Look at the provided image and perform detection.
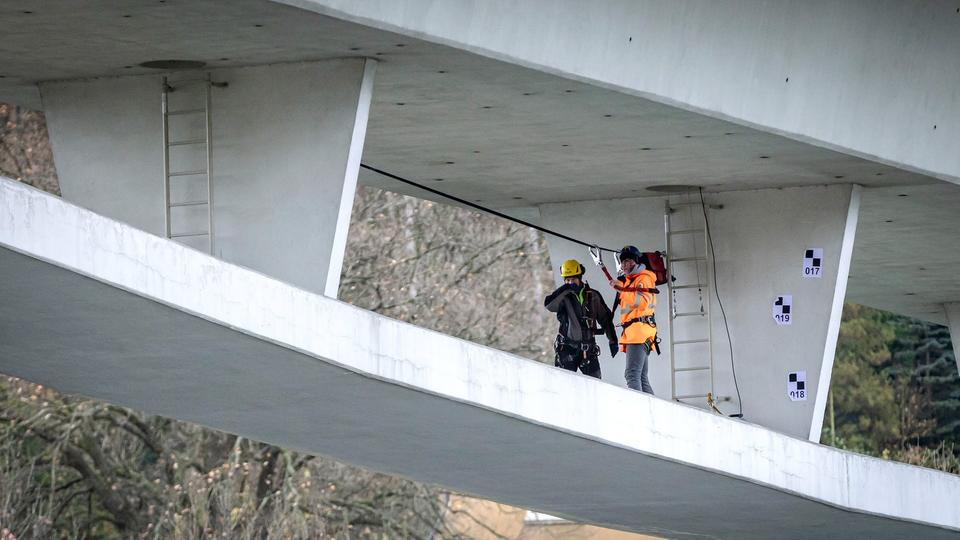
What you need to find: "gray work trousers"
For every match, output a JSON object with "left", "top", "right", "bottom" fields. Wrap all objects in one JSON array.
[{"left": 624, "top": 343, "right": 654, "bottom": 394}]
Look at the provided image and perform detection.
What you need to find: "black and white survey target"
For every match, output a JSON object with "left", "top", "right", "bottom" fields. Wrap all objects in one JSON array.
[
  {"left": 788, "top": 371, "right": 808, "bottom": 401},
  {"left": 803, "top": 248, "right": 823, "bottom": 278},
  {"left": 773, "top": 295, "right": 793, "bottom": 325}
]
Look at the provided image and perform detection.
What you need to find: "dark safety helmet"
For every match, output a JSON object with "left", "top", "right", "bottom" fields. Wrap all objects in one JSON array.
[{"left": 619, "top": 245, "right": 643, "bottom": 264}]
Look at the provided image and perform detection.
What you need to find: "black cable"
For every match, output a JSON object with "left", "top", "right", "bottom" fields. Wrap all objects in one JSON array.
[
  {"left": 699, "top": 187, "right": 743, "bottom": 418},
  {"left": 360, "top": 163, "right": 619, "bottom": 253}
]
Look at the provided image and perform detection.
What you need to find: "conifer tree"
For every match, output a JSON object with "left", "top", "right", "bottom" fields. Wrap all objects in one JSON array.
[{"left": 892, "top": 319, "right": 959, "bottom": 448}]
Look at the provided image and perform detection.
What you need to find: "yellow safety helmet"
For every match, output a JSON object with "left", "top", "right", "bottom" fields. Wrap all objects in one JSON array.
[{"left": 560, "top": 259, "right": 585, "bottom": 278}]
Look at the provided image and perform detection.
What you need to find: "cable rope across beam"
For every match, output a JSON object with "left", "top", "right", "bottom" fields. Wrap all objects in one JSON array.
[{"left": 359, "top": 163, "right": 619, "bottom": 253}]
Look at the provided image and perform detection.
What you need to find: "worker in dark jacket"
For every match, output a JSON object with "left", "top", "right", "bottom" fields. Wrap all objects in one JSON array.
[{"left": 544, "top": 259, "right": 618, "bottom": 379}]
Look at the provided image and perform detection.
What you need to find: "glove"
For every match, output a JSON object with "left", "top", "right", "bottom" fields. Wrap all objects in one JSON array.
[{"left": 608, "top": 341, "right": 618, "bottom": 358}]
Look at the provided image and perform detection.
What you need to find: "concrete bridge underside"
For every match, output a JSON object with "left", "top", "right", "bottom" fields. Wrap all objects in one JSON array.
[
  {"left": 2, "top": 178, "right": 958, "bottom": 539},
  {"left": 1, "top": 0, "right": 956, "bottom": 325},
  {"left": 0, "top": 1, "right": 959, "bottom": 536}
]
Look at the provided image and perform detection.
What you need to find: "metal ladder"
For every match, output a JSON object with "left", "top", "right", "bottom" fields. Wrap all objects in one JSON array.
[
  {"left": 162, "top": 74, "right": 215, "bottom": 254},
  {"left": 664, "top": 197, "right": 715, "bottom": 405}
]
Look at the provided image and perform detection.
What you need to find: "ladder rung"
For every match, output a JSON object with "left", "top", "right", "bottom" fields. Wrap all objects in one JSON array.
[
  {"left": 669, "top": 203, "right": 722, "bottom": 209},
  {"left": 168, "top": 170, "right": 207, "bottom": 177},
  {"left": 671, "top": 256, "right": 706, "bottom": 262},
  {"left": 668, "top": 229, "right": 705, "bottom": 235},
  {"left": 672, "top": 284, "right": 708, "bottom": 290},
  {"left": 674, "top": 312, "right": 705, "bottom": 318},
  {"left": 674, "top": 338, "right": 709, "bottom": 345},
  {"left": 167, "top": 79, "right": 209, "bottom": 87},
  {"left": 170, "top": 231, "right": 209, "bottom": 238},
  {"left": 675, "top": 394, "right": 709, "bottom": 400},
  {"left": 168, "top": 138, "right": 207, "bottom": 147},
  {"left": 675, "top": 366, "right": 710, "bottom": 372},
  {"left": 167, "top": 108, "right": 206, "bottom": 116},
  {"left": 169, "top": 200, "right": 208, "bottom": 208}
]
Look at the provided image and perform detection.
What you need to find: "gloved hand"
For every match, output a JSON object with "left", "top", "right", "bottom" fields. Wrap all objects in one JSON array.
[
  {"left": 608, "top": 341, "right": 618, "bottom": 358},
  {"left": 560, "top": 282, "right": 579, "bottom": 294}
]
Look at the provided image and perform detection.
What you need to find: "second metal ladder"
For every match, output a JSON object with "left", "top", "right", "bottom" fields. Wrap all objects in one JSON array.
[
  {"left": 664, "top": 197, "right": 715, "bottom": 406},
  {"left": 162, "top": 74, "right": 215, "bottom": 254}
]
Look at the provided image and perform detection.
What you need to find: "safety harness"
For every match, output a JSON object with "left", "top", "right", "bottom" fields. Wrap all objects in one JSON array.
[
  {"left": 554, "top": 334, "right": 601, "bottom": 357},
  {"left": 621, "top": 314, "right": 657, "bottom": 330},
  {"left": 621, "top": 314, "right": 662, "bottom": 355},
  {"left": 554, "top": 285, "right": 603, "bottom": 361}
]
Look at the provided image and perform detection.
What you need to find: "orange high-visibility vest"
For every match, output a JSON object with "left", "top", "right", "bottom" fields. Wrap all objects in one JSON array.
[{"left": 618, "top": 269, "right": 657, "bottom": 351}]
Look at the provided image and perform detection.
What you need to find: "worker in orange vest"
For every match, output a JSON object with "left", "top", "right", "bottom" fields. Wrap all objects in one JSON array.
[{"left": 608, "top": 246, "right": 658, "bottom": 394}]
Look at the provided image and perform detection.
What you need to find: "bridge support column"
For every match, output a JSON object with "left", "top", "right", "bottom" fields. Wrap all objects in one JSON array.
[
  {"left": 539, "top": 184, "right": 861, "bottom": 440},
  {"left": 40, "top": 58, "right": 376, "bottom": 297},
  {"left": 946, "top": 303, "right": 960, "bottom": 376}
]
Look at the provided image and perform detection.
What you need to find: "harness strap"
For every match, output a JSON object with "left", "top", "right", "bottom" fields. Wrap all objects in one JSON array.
[
  {"left": 555, "top": 335, "right": 600, "bottom": 358},
  {"left": 622, "top": 314, "right": 657, "bottom": 329}
]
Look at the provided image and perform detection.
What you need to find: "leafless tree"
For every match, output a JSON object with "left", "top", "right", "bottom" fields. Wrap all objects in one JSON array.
[
  {"left": 340, "top": 187, "right": 555, "bottom": 362},
  {"left": 0, "top": 104, "right": 58, "bottom": 195}
]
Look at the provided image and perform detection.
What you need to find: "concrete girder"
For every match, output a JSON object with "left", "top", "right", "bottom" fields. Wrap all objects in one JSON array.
[
  {"left": 0, "top": 0, "right": 943, "bottom": 205},
  {"left": 40, "top": 58, "right": 376, "bottom": 297},
  {"left": 846, "top": 183, "right": 960, "bottom": 325},
  {"left": 280, "top": 0, "right": 960, "bottom": 186},
  {"left": 539, "top": 185, "right": 860, "bottom": 441}
]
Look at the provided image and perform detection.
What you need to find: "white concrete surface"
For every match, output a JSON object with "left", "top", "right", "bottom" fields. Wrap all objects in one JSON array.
[
  {"left": 41, "top": 75, "right": 165, "bottom": 235},
  {"left": 0, "top": 0, "right": 939, "bottom": 207},
  {"left": 846, "top": 182, "right": 960, "bottom": 325},
  {"left": 811, "top": 187, "right": 861, "bottom": 441},
  {"left": 3, "top": 177, "right": 960, "bottom": 539},
  {"left": 946, "top": 304, "right": 960, "bottom": 375},
  {"left": 284, "top": 0, "right": 960, "bottom": 185},
  {"left": 3, "top": 0, "right": 957, "bottom": 326},
  {"left": 41, "top": 59, "right": 375, "bottom": 295},
  {"left": 329, "top": 60, "right": 376, "bottom": 296},
  {"left": 540, "top": 185, "right": 860, "bottom": 441}
]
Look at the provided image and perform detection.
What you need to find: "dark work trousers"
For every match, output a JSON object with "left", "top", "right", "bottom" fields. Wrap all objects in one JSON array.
[{"left": 555, "top": 341, "right": 602, "bottom": 379}]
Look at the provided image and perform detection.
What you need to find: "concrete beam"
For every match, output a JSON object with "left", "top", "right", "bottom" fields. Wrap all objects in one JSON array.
[
  {"left": 847, "top": 183, "right": 960, "bottom": 326},
  {"left": 282, "top": 0, "right": 960, "bottom": 185},
  {"left": 946, "top": 303, "right": 960, "bottom": 376},
  {"left": 539, "top": 185, "right": 860, "bottom": 441},
  {"left": 3, "top": 176, "right": 960, "bottom": 538},
  {"left": 40, "top": 58, "right": 375, "bottom": 296}
]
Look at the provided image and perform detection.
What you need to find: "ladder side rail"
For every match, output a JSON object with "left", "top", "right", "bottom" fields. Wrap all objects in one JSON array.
[
  {"left": 688, "top": 200, "right": 716, "bottom": 401},
  {"left": 702, "top": 202, "right": 717, "bottom": 399},
  {"left": 664, "top": 199, "right": 677, "bottom": 401},
  {"left": 162, "top": 77, "right": 172, "bottom": 239},
  {"left": 204, "top": 76, "right": 214, "bottom": 255},
  {"left": 684, "top": 199, "right": 716, "bottom": 402}
]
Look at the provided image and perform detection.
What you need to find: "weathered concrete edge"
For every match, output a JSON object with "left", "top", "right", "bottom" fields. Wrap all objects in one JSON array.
[{"left": 1, "top": 177, "right": 958, "bottom": 531}]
